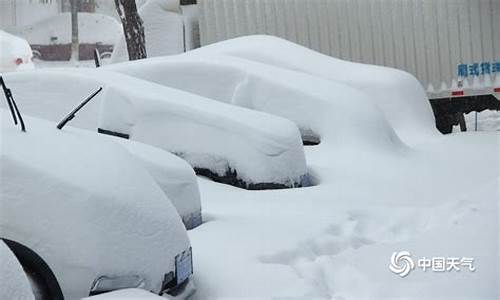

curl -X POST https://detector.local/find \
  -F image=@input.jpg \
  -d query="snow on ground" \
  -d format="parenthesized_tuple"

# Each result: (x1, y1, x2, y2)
(0, 241, 34, 300)
(188, 131, 498, 299)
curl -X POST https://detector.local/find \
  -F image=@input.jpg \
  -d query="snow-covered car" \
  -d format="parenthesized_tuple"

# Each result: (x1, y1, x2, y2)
(1, 72, 202, 229)
(105, 50, 404, 153)
(0, 110, 195, 299)
(187, 35, 439, 145)
(2, 70, 309, 189)
(0, 30, 34, 72)
(0, 240, 35, 300)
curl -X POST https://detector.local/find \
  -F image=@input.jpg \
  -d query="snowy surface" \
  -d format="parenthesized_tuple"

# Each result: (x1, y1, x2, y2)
(0, 240, 34, 300)
(190, 35, 439, 145)
(1, 36, 498, 299)
(0, 30, 34, 72)
(111, 0, 184, 63)
(187, 130, 499, 300)
(1, 111, 190, 298)
(14, 12, 121, 45)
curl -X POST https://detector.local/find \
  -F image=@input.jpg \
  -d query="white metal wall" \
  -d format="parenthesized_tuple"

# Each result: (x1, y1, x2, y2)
(199, 0, 500, 93)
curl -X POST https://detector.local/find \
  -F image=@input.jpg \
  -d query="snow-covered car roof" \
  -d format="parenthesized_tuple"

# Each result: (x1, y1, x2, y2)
(188, 35, 439, 145)
(106, 51, 405, 153)
(0, 30, 34, 72)
(2, 70, 309, 189)
(0, 110, 191, 298)
(0, 240, 34, 300)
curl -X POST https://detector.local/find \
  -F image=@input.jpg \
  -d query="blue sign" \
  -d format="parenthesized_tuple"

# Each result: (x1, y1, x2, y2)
(458, 62, 500, 77)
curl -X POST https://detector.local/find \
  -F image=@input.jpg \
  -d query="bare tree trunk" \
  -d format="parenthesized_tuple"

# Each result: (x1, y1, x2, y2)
(70, 0, 79, 61)
(115, 0, 147, 61)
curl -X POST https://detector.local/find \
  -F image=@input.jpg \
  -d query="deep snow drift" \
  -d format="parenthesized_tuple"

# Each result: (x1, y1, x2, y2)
(186, 119, 499, 300)
(190, 35, 439, 145)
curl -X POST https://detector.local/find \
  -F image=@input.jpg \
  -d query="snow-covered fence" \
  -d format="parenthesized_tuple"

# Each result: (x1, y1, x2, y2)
(198, 0, 500, 94)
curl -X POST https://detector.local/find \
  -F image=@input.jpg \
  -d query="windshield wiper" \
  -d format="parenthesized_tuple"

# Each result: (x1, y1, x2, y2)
(56, 87, 103, 130)
(1, 76, 26, 132)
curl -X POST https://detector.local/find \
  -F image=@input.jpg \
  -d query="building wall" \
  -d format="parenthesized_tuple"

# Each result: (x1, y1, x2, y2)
(198, 0, 500, 94)
(0, 0, 59, 30)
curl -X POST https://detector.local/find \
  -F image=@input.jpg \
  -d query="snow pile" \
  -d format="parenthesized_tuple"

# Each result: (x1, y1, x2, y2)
(111, 0, 184, 63)
(0, 30, 34, 72)
(2, 69, 308, 189)
(463, 110, 500, 132)
(189, 35, 439, 145)
(0, 241, 34, 300)
(106, 54, 406, 153)
(1, 111, 190, 298)
(15, 13, 121, 45)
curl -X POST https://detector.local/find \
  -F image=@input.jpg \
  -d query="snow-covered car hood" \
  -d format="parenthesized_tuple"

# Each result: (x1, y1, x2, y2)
(0, 111, 191, 298)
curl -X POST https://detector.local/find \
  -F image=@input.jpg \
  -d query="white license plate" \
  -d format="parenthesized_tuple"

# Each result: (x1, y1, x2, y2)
(175, 248, 193, 285)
